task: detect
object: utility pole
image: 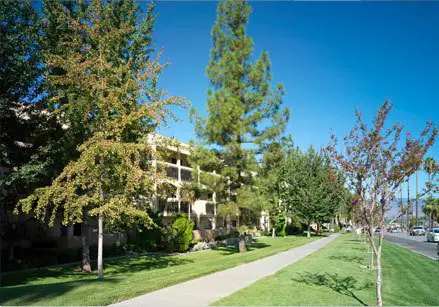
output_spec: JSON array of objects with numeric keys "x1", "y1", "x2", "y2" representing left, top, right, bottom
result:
[
  {"x1": 406, "y1": 177, "x2": 410, "y2": 231},
  {"x1": 399, "y1": 185, "x2": 403, "y2": 229},
  {"x1": 415, "y1": 171, "x2": 419, "y2": 226}
]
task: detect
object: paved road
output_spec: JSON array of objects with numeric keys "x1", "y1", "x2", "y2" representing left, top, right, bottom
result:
[
  {"x1": 384, "y1": 232, "x2": 438, "y2": 260},
  {"x1": 110, "y1": 234, "x2": 339, "y2": 307}
]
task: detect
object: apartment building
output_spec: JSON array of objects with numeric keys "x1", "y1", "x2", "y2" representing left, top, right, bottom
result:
[
  {"x1": 149, "y1": 134, "x2": 228, "y2": 233},
  {"x1": 149, "y1": 134, "x2": 270, "y2": 239}
]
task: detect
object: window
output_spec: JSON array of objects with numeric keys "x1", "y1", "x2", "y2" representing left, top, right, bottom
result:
[
  {"x1": 73, "y1": 223, "x2": 82, "y2": 236},
  {"x1": 207, "y1": 193, "x2": 213, "y2": 200}
]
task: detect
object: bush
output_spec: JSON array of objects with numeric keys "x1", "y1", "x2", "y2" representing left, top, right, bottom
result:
[
  {"x1": 214, "y1": 231, "x2": 239, "y2": 241},
  {"x1": 286, "y1": 220, "x2": 304, "y2": 235},
  {"x1": 334, "y1": 224, "x2": 341, "y2": 233},
  {"x1": 163, "y1": 214, "x2": 194, "y2": 253},
  {"x1": 130, "y1": 210, "x2": 164, "y2": 252}
]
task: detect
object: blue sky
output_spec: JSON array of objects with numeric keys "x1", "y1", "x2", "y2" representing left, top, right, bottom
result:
[{"x1": 147, "y1": 1, "x2": 438, "y2": 196}]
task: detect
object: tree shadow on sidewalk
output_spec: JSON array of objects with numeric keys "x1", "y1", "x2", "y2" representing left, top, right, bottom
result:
[{"x1": 292, "y1": 271, "x2": 373, "y2": 306}]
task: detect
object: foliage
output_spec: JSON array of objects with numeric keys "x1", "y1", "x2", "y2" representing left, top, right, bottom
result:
[
  {"x1": 325, "y1": 101, "x2": 437, "y2": 306},
  {"x1": 275, "y1": 212, "x2": 287, "y2": 237},
  {"x1": 190, "y1": 0, "x2": 290, "y2": 225},
  {"x1": 15, "y1": 0, "x2": 187, "y2": 278},
  {"x1": 236, "y1": 225, "x2": 249, "y2": 236},
  {"x1": 280, "y1": 147, "x2": 345, "y2": 230},
  {"x1": 163, "y1": 214, "x2": 194, "y2": 253},
  {"x1": 214, "y1": 234, "x2": 439, "y2": 307},
  {"x1": 131, "y1": 210, "x2": 164, "y2": 252},
  {"x1": 0, "y1": 236, "x2": 317, "y2": 305},
  {"x1": 334, "y1": 224, "x2": 341, "y2": 233}
]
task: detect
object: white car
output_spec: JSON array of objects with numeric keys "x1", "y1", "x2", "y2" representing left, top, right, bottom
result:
[{"x1": 426, "y1": 228, "x2": 439, "y2": 242}]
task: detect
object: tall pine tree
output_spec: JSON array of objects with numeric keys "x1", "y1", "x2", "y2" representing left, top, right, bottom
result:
[{"x1": 192, "y1": 0, "x2": 289, "y2": 225}]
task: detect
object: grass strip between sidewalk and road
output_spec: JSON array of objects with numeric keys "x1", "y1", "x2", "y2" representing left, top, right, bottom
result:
[
  {"x1": 0, "y1": 235, "x2": 320, "y2": 306},
  {"x1": 213, "y1": 233, "x2": 439, "y2": 306}
]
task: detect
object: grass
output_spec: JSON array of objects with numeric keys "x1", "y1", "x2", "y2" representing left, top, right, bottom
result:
[
  {"x1": 0, "y1": 235, "x2": 320, "y2": 306},
  {"x1": 213, "y1": 233, "x2": 439, "y2": 306}
]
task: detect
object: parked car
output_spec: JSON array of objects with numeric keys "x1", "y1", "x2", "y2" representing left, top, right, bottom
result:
[
  {"x1": 426, "y1": 228, "x2": 439, "y2": 242},
  {"x1": 375, "y1": 227, "x2": 381, "y2": 233},
  {"x1": 410, "y1": 226, "x2": 426, "y2": 236}
]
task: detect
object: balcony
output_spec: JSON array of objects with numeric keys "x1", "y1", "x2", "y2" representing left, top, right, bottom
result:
[
  {"x1": 165, "y1": 165, "x2": 178, "y2": 180},
  {"x1": 180, "y1": 202, "x2": 191, "y2": 214},
  {"x1": 181, "y1": 169, "x2": 192, "y2": 181},
  {"x1": 206, "y1": 203, "x2": 215, "y2": 215}
]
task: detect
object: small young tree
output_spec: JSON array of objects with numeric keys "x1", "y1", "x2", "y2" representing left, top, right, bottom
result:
[
  {"x1": 16, "y1": 0, "x2": 186, "y2": 279},
  {"x1": 326, "y1": 101, "x2": 437, "y2": 306}
]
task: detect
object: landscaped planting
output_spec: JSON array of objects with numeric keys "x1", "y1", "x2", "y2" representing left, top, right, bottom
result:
[{"x1": 0, "y1": 235, "x2": 320, "y2": 306}]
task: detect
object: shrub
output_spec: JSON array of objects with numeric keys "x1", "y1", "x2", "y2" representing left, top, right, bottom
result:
[
  {"x1": 275, "y1": 214, "x2": 287, "y2": 237},
  {"x1": 214, "y1": 231, "x2": 239, "y2": 241},
  {"x1": 237, "y1": 225, "x2": 249, "y2": 236},
  {"x1": 130, "y1": 210, "x2": 164, "y2": 252},
  {"x1": 286, "y1": 220, "x2": 304, "y2": 235},
  {"x1": 163, "y1": 214, "x2": 194, "y2": 253},
  {"x1": 334, "y1": 224, "x2": 341, "y2": 233}
]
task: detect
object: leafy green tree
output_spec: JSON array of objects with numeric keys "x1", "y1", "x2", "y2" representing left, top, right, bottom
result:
[
  {"x1": 16, "y1": 0, "x2": 186, "y2": 279},
  {"x1": 280, "y1": 147, "x2": 343, "y2": 237},
  {"x1": 191, "y1": 0, "x2": 290, "y2": 225},
  {"x1": 0, "y1": 0, "x2": 70, "y2": 264}
]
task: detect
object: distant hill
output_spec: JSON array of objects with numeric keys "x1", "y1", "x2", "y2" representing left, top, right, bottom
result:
[{"x1": 385, "y1": 198, "x2": 426, "y2": 218}]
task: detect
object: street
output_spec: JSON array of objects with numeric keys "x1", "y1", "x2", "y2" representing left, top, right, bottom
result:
[{"x1": 384, "y1": 232, "x2": 439, "y2": 260}]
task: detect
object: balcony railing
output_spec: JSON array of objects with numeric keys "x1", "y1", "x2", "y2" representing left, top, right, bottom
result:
[
  {"x1": 206, "y1": 203, "x2": 215, "y2": 215},
  {"x1": 166, "y1": 202, "x2": 179, "y2": 213},
  {"x1": 165, "y1": 165, "x2": 178, "y2": 179},
  {"x1": 180, "y1": 202, "x2": 191, "y2": 214},
  {"x1": 181, "y1": 169, "x2": 192, "y2": 181}
]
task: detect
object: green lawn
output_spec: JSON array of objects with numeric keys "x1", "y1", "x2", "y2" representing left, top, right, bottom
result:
[
  {"x1": 213, "y1": 233, "x2": 439, "y2": 306},
  {"x1": 0, "y1": 235, "x2": 320, "y2": 306}
]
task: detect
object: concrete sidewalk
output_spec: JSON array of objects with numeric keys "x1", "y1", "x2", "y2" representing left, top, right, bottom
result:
[{"x1": 111, "y1": 234, "x2": 339, "y2": 307}]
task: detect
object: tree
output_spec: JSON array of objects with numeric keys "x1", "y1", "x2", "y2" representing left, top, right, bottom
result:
[
  {"x1": 191, "y1": 0, "x2": 290, "y2": 225},
  {"x1": 16, "y1": 0, "x2": 186, "y2": 279},
  {"x1": 180, "y1": 182, "x2": 202, "y2": 221},
  {"x1": 326, "y1": 101, "x2": 437, "y2": 306},
  {"x1": 0, "y1": 0, "x2": 70, "y2": 265},
  {"x1": 422, "y1": 196, "x2": 439, "y2": 229},
  {"x1": 280, "y1": 147, "x2": 344, "y2": 237}
]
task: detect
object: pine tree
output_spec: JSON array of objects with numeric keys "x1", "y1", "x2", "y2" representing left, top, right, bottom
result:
[
  {"x1": 16, "y1": 0, "x2": 186, "y2": 279},
  {"x1": 191, "y1": 0, "x2": 289, "y2": 226}
]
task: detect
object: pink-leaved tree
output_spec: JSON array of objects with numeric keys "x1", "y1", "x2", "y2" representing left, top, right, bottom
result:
[{"x1": 325, "y1": 101, "x2": 437, "y2": 306}]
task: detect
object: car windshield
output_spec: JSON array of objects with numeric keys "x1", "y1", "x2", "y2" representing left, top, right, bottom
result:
[
  {"x1": 433, "y1": 229, "x2": 439, "y2": 233},
  {"x1": 413, "y1": 227, "x2": 423, "y2": 229}
]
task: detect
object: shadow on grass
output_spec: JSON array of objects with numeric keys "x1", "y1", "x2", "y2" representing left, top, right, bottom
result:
[
  {"x1": 215, "y1": 242, "x2": 271, "y2": 256},
  {"x1": 0, "y1": 277, "x2": 120, "y2": 306},
  {"x1": 292, "y1": 272, "x2": 373, "y2": 306},
  {"x1": 1, "y1": 254, "x2": 194, "y2": 287},
  {"x1": 329, "y1": 254, "x2": 366, "y2": 264}
]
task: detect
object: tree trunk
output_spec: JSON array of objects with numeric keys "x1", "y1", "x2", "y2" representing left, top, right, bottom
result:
[
  {"x1": 81, "y1": 210, "x2": 91, "y2": 272},
  {"x1": 97, "y1": 212, "x2": 104, "y2": 279},
  {"x1": 272, "y1": 226, "x2": 275, "y2": 238},
  {"x1": 238, "y1": 234, "x2": 247, "y2": 253},
  {"x1": 376, "y1": 242, "x2": 383, "y2": 306},
  {"x1": 307, "y1": 224, "x2": 311, "y2": 238}
]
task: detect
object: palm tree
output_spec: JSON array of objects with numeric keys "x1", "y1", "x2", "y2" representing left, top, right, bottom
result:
[
  {"x1": 422, "y1": 197, "x2": 439, "y2": 229},
  {"x1": 180, "y1": 182, "x2": 202, "y2": 221},
  {"x1": 424, "y1": 157, "x2": 438, "y2": 196}
]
